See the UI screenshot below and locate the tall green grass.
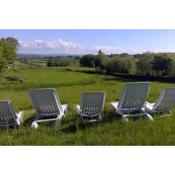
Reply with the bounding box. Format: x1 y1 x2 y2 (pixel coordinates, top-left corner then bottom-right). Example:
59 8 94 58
0 66 175 145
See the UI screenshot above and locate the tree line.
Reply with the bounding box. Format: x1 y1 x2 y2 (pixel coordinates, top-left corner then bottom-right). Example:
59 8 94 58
47 57 80 67
47 59 71 67
79 50 175 77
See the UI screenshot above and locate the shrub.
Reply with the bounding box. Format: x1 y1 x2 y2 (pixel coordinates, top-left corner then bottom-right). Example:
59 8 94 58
136 54 153 76
104 57 136 74
152 54 173 77
80 54 95 67
47 59 70 67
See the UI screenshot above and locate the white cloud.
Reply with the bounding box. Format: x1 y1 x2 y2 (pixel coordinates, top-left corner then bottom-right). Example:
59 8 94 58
19 39 144 55
19 39 84 54
19 39 175 55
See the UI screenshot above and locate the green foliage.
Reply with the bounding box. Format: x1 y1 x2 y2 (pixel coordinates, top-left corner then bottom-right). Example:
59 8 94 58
47 59 79 67
120 53 129 57
80 54 96 67
5 37 19 51
136 54 153 76
95 55 106 68
96 52 175 77
105 57 136 74
80 52 106 69
0 41 8 73
47 59 69 67
0 40 17 63
152 54 174 76
0 37 19 73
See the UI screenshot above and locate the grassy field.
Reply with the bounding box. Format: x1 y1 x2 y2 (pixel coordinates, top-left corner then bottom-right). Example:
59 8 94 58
0 64 175 145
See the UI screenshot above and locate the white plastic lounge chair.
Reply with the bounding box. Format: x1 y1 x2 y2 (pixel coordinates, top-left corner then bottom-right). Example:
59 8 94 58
144 88 175 117
76 92 105 122
0 100 24 129
29 88 67 129
111 82 153 121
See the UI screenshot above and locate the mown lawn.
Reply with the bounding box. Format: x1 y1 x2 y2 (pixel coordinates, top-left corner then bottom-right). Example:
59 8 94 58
0 66 175 145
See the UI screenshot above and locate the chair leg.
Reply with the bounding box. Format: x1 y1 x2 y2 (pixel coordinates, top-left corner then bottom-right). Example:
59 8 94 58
65 107 68 113
55 119 61 126
15 111 24 127
31 122 39 129
121 114 129 122
15 120 20 127
121 116 129 122
99 115 102 121
144 113 154 121
31 114 40 129
55 114 61 126
159 111 172 117
118 111 129 122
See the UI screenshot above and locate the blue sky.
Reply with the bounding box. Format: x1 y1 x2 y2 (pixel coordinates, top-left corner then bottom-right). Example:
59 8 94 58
0 29 175 54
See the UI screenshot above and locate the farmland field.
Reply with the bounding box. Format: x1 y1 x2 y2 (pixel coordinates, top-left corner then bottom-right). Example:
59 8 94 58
0 63 175 145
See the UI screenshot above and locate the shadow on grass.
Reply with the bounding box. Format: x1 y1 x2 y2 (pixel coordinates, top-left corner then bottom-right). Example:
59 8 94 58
60 111 118 134
61 123 79 133
66 68 96 73
103 73 175 84
23 115 35 127
22 110 148 136
69 68 175 84
60 109 154 135
23 115 65 128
